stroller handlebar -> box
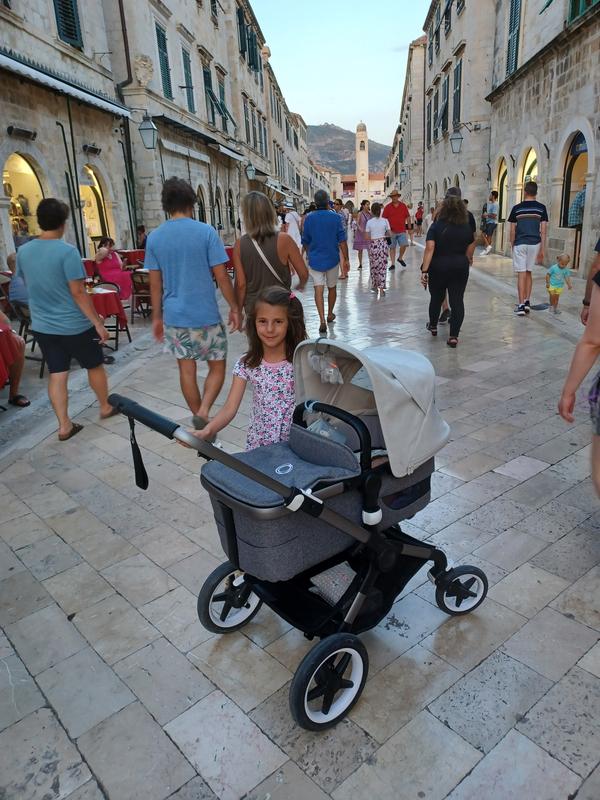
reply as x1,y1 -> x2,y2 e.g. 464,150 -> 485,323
108,394 -> 180,439
293,401 -> 372,473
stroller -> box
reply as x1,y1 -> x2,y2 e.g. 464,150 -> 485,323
110,340 -> 488,731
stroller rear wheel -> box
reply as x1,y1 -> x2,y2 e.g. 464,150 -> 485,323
435,565 -> 488,616
197,561 -> 262,633
289,633 -> 368,731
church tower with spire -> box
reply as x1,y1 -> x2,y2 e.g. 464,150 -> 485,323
355,121 -> 369,203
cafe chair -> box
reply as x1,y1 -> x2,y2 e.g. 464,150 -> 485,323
130,271 -> 151,324
11,301 -> 45,378
94,283 -> 132,352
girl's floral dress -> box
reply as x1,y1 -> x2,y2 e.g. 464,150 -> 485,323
233,357 -> 295,450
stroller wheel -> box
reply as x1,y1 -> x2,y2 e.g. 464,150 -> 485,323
289,633 -> 368,731
435,565 -> 488,616
197,561 -> 262,633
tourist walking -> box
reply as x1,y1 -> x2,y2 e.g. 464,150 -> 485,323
406,203 -> 415,245
365,202 -> 391,295
302,189 -> 349,334
424,206 -> 435,233
383,190 -> 410,270
233,191 -> 307,316
481,190 -> 499,255
415,202 -> 424,236
146,177 -> 240,429
420,191 -> 476,348
15,198 -> 114,440
508,181 -> 548,316
546,253 -> 573,314
353,199 -> 371,270
334,199 -> 350,278
283,201 -> 302,249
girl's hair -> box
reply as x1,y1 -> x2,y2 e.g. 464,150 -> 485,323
242,191 -> 278,242
370,202 -> 382,217
436,196 -> 468,225
557,252 -> 571,264
244,286 -> 307,368
98,236 -> 115,248
360,199 -> 370,209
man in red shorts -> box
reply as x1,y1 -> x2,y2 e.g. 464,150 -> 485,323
382,190 -> 410,271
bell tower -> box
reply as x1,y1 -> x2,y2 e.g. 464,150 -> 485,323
355,121 -> 369,203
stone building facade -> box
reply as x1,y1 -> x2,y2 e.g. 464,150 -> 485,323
385,36 -> 426,207
0,0 -> 326,264
422,0 -> 495,216
486,0 -> 600,271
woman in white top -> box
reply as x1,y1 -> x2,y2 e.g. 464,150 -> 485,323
365,202 -> 391,295
283,202 -> 302,249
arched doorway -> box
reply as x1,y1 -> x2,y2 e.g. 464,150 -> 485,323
197,186 -> 206,222
497,158 -> 508,249
522,148 -> 538,196
214,188 -> 223,231
79,165 -> 109,253
561,131 -> 588,269
3,153 -> 44,245
453,174 -> 460,188
443,178 -> 449,195
227,189 -> 235,229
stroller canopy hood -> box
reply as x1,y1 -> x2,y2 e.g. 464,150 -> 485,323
294,340 -> 450,477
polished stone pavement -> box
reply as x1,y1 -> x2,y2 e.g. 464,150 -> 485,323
0,242 -> 598,799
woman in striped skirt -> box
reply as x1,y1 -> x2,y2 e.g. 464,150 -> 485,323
365,202 -> 392,295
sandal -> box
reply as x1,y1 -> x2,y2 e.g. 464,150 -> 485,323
58,423 -> 84,442
447,337 -> 459,348
327,313 -> 336,323
426,323 -> 437,337
8,394 -> 30,408
318,323 -> 327,334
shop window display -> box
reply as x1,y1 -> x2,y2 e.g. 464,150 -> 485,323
79,165 -> 109,253
3,153 -> 44,247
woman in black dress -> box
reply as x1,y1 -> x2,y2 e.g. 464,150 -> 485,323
420,189 -> 476,348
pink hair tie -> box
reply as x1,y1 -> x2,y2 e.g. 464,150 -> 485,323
289,291 -> 296,300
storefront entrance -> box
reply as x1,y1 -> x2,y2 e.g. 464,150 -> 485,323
561,132 -> 588,270
79,165 -> 109,254
2,153 -> 44,247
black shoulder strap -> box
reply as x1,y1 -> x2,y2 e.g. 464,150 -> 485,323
128,417 -> 149,490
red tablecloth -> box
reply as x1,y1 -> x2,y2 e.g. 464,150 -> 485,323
92,291 -> 128,330
0,325 -> 19,387
117,249 -> 145,267
83,259 -> 97,278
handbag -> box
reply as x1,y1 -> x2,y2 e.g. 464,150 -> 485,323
250,237 -> 286,286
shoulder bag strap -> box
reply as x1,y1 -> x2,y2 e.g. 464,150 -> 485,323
250,237 -> 285,285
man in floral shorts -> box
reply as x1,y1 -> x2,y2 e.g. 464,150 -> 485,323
147,178 -> 240,427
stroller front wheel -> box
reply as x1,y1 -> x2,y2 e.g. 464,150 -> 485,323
289,633 -> 368,731
197,561 -> 262,633
435,565 -> 488,615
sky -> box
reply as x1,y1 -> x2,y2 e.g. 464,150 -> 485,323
251,0 -> 430,146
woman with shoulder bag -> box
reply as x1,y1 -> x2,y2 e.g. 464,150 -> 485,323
233,191 -> 308,319
420,188 -> 475,348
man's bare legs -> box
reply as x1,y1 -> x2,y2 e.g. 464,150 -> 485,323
7,335 -> 25,402
178,358 -> 225,421
398,244 -> 408,263
314,285 -> 326,326
389,246 -> 396,267
327,286 -> 337,322
48,364 -> 111,437
517,271 -> 532,305
87,365 -> 113,417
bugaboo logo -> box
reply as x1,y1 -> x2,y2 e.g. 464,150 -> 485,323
275,463 -> 293,475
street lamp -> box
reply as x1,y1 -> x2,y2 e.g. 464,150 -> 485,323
399,167 -> 407,183
138,112 -> 158,150
449,129 -> 464,154
245,163 -> 256,181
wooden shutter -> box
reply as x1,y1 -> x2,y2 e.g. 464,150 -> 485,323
506,0 -> 522,76
426,99 -> 432,147
155,24 -> 172,99
442,74 -> 449,132
182,49 -> 195,113
453,60 -> 462,127
53,0 -> 82,48
237,7 -> 247,55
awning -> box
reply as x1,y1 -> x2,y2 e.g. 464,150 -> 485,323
210,143 -> 245,162
0,52 -> 130,117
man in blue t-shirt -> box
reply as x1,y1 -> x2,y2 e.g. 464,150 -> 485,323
16,198 -> 113,441
301,190 -> 349,334
146,177 -> 240,427
508,181 -> 548,316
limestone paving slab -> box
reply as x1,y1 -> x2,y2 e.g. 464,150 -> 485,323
70,528 -> 138,570
62,781 -> 105,800
115,637 -> 213,724
45,506 -> 115,544
0,708 -> 91,800
531,524 -> 600,582
0,652 -> 45,731
488,562 -> 570,617
0,512 -> 53,550
576,765 -> 600,800
512,503 -> 588,542
493,455 -> 550,481
42,562 -> 115,616
78,701 -> 194,800
37,646 -> 135,738
167,776 -> 217,800
250,684 -> 377,793
16,533 -> 82,580
101,553 -> 178,607
550,565 -> 600,631
517,666 -> 600,778
244,761 -> 330,800
0,537 -> 26,581
6,603 -> 87,675
0,568 -> 53,626
473,528 -> 547,571
445,729 -> 581,800
140,585 -> 214,653
579,642 -> 600,678
332,710 -> 481,800
129,523 -> 200,568
166,691 -> 287,800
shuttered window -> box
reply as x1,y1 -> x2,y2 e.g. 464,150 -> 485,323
426,99 -> 432,147
433,90 -> 439,141
182,48 -> 195,113
237,6 -> 247,56
441,74 -> 449,133
217,74 -> 227,132
569,0 -> 600,21
243,96 -> 251,143
506,0 -> 522,76
155,23 -> 173,99
453,60 -> 462,127
53,0 -> 82,48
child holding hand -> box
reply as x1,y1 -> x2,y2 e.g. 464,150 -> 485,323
546,253 -> 573,314
193,286 -> 307,450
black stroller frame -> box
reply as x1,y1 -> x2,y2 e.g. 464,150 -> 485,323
109,392 -> 489,731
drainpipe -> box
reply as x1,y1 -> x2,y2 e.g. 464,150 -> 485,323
422,42 -> 426,203
116,0 -> 139,239
65,96 -> 87,256
56,121 -> 82,254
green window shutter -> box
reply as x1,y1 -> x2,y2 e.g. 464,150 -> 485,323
506,0 -> 522,76
203,68 -> 216,125
426,99 -> 432,147
237,7 -> 247,55
442,74 -> 449,132
433,91 -> 439,140
453,60 -> 462,127
53,0 -> 82,48
155,23 -> 172,99
182,49 -> 195,113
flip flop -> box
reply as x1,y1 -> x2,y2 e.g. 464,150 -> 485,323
8,394 -> 30,408
100,407 -> 120,420
327,313 -> 336,323
103,355 -> 115,365
58,423 -> 84,442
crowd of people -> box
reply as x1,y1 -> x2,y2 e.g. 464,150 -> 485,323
2,175 -> 599,495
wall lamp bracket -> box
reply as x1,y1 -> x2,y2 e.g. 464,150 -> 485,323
7,125 -> 37,141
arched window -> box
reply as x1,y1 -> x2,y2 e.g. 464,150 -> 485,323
561,132 -> 588,228
453,174 -> 460,188
79,165 -> 109,252
443,178 -> 448,195
522,148 -> 538,197
359,141 -> 365,151
227,189 -> 235,227
197,186 -> 206,222
497,159 -> 508,222
3,152 -> 45,241
433,181 -> 438,202
215,188 -> 223,230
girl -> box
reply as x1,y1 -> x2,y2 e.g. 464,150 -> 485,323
546,253 -> 573,314
353,200 -> 371,270
194,286 -> 307,450
365,202 -> 391,295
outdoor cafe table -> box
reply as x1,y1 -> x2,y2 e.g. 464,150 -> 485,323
117,249 -> 145,268
91,288 -> 128,330
0,324 -> 19,388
